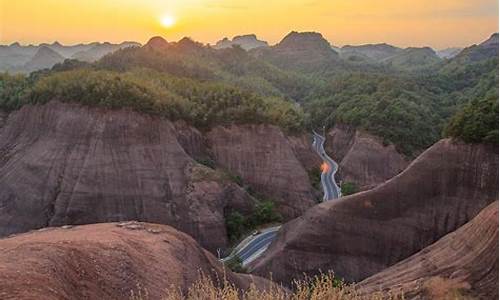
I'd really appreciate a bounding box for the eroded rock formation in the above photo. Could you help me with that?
[251,139,498,284]
[0,222,273,300]
[357,201,499,300]
[0,102,255,252]
[207,124,317,218]
[327,125,409,190]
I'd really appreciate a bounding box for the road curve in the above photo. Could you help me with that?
[222,226,281,266]
[312,131,342,201]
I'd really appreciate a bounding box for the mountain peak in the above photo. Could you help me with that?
[480,33,499,47]
[145,36,169,50]
[214,34,268,50]
[277,31,333,53]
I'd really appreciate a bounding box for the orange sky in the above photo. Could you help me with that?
[1,0,498,49]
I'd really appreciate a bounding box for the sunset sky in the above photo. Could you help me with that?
[1,0,498,49]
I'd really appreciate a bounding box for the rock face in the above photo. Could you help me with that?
[0,222,273,300]
[326,124,409,190]
[0,102,255,252]
[357,201,499,300]
[207,124,317,219]
[251,139,498,284]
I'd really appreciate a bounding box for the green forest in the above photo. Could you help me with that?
[0,34,498,155]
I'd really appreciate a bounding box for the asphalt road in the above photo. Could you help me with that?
[223,226,280,266]
[220,132,340,266]
[312,131,342,201]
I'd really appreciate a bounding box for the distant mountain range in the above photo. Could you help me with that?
[0,41,140,73]
[1,32,497,74]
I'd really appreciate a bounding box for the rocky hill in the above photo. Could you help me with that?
[0,222,273,300]
[326,124,409,190]
[253,31,340,72]
[0,102,258,253]
[251,139,498,284]
[214,34,268,50]
[357,201,498,299]
[22,46,65,72]
[340,43,402,62]
[0,101,413,252]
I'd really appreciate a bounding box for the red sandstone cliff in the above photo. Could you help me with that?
[251,139,498,284]
[357,201,498,299]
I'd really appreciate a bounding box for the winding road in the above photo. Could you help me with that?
[221,132,341,266]
[312,131,342,201]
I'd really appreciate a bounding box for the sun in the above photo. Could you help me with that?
[161,15,176,28]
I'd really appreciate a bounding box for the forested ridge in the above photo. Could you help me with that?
[0,32,497,155]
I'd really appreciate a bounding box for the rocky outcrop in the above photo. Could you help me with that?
[254,31,339,72]
[326,124,408,190]
[214,34,268,51]
[0,222,274,300]
[173,120,208,160]
[0,101,255,252]
[357,201,498,300]
[207,124,317,219]
[286,133,321,171]
[251,139,498,284]
[144,36,169,50]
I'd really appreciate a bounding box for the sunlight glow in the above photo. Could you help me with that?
[161,15,176,28]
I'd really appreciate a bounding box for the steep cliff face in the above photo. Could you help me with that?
[357,201,498,300]
[207,125,317,219]
[251,139,498,284]
[0,102,254,252]
[326,124,409,190]
[0,222,274,300]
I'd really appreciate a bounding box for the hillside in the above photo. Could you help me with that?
[251,139,498,284]
[356,201,498,299]
[0,222,274,299]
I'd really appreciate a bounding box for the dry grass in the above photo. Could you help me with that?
[131,272,404,300]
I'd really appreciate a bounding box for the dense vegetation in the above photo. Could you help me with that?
[0,68,304,131]
[444,95,499,144]
[1,34,498,154]
[225,200,282,244]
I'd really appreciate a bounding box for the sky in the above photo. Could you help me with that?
[0,0,498,49]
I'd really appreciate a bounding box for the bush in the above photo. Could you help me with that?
[225,200,282,244]
[340,182,359,196]
[308,166,322,191]
[225,212,246,243]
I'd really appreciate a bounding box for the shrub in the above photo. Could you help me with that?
[340,182,359,196]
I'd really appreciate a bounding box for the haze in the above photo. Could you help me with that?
[0,0,498,48]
